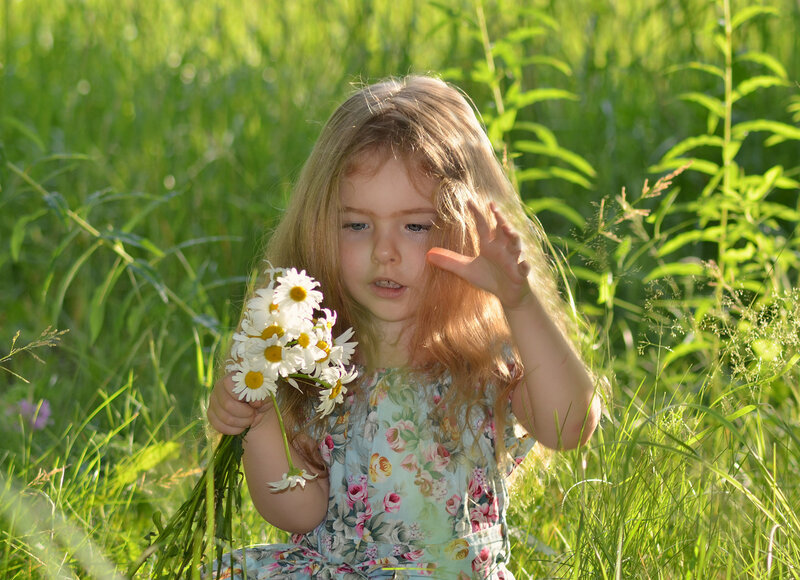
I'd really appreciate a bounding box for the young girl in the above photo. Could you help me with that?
[206,75,600,579]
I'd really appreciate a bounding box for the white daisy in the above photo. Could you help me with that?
[245,334,304,378]
[289,328,330,375]
[230,358,278,402]
[308,325,357,376]
[273,268,323,317]
[268,469,318,492]
[315,365,358,416]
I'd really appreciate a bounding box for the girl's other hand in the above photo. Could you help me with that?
[207,373,269,435]
[427,201,533,310]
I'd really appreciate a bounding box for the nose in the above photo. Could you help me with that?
[372,229,399,264]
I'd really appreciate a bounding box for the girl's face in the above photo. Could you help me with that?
[339,153,438,345]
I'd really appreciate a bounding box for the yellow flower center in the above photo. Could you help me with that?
[328,380,342,400]
[244,371,264,390]
[289,286,307,302]
[315,340,330,363]
[297,333,311,348]
[269,303,279,312]
[260,324,284,340]
[264,345,283,363]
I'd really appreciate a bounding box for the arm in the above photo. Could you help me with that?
[207,374,330,533]
[426,202,600,450]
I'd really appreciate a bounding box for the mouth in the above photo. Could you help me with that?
[371,279,406,297]
[373,279,403,289]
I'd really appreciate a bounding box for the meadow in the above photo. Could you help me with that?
[1,0,799,577]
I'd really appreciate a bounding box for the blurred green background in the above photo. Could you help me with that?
[2,0,799,577]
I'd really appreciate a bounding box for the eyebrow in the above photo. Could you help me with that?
[341,206,437,217]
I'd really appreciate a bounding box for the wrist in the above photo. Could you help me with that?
[501,286,539,315]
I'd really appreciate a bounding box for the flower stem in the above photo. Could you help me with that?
[270,392,295,473]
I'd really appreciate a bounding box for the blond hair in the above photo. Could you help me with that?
[252,75,578,470]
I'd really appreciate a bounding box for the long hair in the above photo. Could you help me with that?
[249,75,580,469]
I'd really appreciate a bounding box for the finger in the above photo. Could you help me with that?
[426,247,475,279]
[468,200,494,242]
[207,403,250,435]
[211,376,256,419]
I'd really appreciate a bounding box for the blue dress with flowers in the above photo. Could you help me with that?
[211,366,535,579]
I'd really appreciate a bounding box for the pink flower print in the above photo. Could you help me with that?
[469,493,499,532]
[423,443,450,471]
[403,549,424,562]
[400,453,418,473]
[347,475,369,508]
[319,434,334,463]
[472,547,492,573]
[383,492,401,513]
[414,469,435,497]
[445,494,462,517]
[385,419,413,453]
[468,468,486,500]
[355,504,373,539]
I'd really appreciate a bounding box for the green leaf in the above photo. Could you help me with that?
[657,226,723,257]
[111,441,181,489]
[721,243,755,263]
[50,240,103,324]
[723,140,742,164]
[89,260,127,345]
[678,92,725,117]
[649,158,720,176]
[660,135,725,162]
[43,191,70,226]
[515,140,596,177]
[731,5,779,30]
[644,261,707,282]
[101,229,166,258]
[550,166,593,189]
[505,26,549,44]
[732,76,790,103]
[526,197,586,228]
[736,51,788,79]
[571,266,603,284]
[660,339,713,372]
[745,165,783,201]
[511,88,578,109]
[732,120,800,141]
[522,55,572,76]
[1,116,46,152]
[488,109,517,147]
[129,259,169,303]
[513,122,558,148]
[665,61,725,80]
[10,208,48,262]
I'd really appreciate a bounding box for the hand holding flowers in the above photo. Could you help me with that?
[133,265,357,578]
[224,265,357,490]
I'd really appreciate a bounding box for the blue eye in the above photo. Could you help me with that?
[406,223,432,233]
[343,222,368,231]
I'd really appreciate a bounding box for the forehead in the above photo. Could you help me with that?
[340,151,438,213]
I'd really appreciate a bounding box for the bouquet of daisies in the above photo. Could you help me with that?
[131,266,357,579]
[227,266,358,489]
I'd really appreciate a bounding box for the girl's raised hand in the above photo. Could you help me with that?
[207,373,269,435]
[427,201,533,310]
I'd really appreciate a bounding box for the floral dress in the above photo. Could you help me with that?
[211,366,535,579]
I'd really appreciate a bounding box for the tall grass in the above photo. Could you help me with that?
[1,0,799,577]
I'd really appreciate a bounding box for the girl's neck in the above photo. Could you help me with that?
[362,325,413,369]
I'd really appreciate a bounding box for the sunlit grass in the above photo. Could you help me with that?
[2,0,799,577]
